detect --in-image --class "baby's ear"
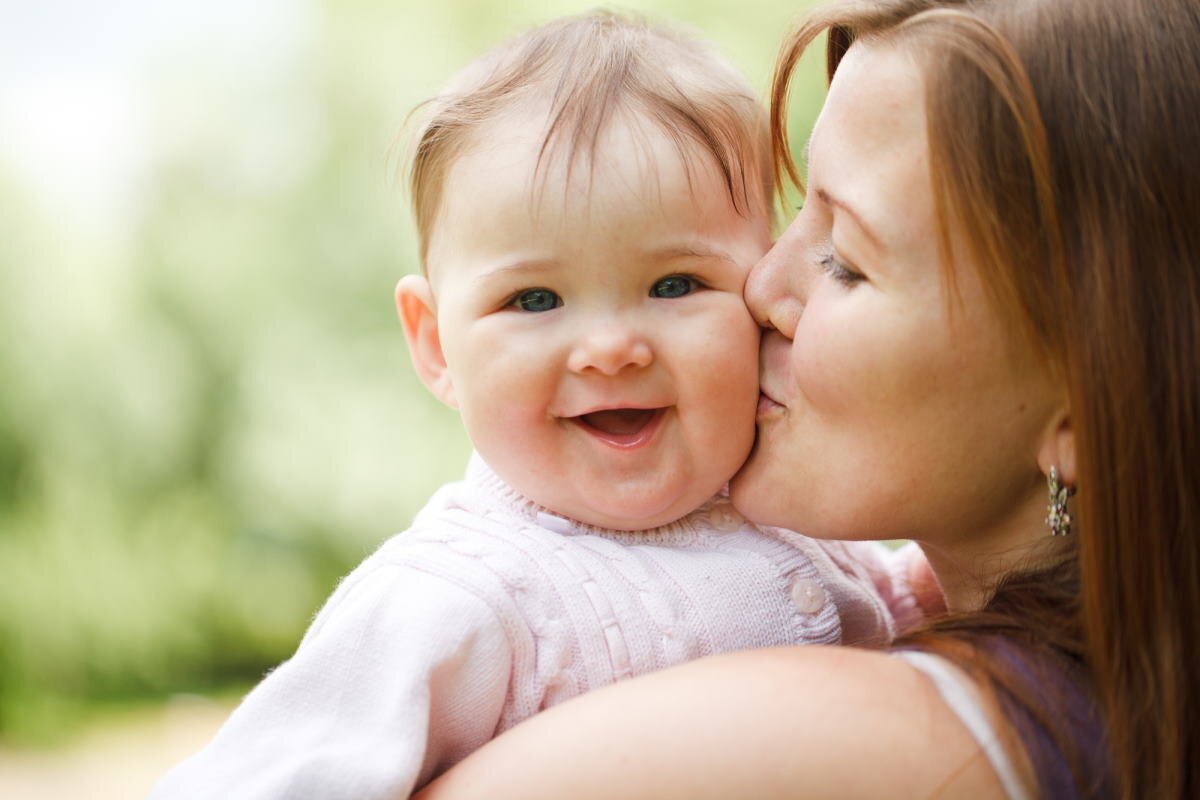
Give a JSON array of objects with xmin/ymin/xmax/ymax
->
[{"xmin": 395, "ymin": 275, "xmax": 457, "ymax": 408}]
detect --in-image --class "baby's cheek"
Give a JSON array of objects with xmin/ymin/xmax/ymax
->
[
  {"xmin": 718, "ymin": 334, "xmax": 762, "ymax": 416},
  {"xmin": 683, "ymin": 326, "xmax": 757, "ymax": 456}
]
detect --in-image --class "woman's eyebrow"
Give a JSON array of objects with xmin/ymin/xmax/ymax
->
[
  {"xmin": 814, "ymin": 187, "xmax": 883, "ymax": 250},
  {"xmin": 803, "ymin": 134, "xmax": 883, "ymax": 250}
]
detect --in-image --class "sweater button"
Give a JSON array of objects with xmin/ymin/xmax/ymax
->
[
  {"xmin": 790, "ymin": 578, "xmax": 826, "ymax": 614},
  {"xmin": 708, "ymin": 502, "xmax": 743, "ymax": 532}
]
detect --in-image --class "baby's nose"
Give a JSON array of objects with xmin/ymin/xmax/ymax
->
[{"xmin": 566, "ymin": 323, "xmax": 653, "ymax": 376}]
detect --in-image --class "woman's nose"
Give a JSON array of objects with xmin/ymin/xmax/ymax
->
[
  {"xmin": 745, "ymin": 225, "xmax": 808, "ymax": 337},
  {"xmin": 567, "ymin": 321, "xmax": 654, "ymax": 376}
]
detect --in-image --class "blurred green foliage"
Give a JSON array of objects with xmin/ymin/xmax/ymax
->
[{"xmin": 0, "ymin": 0, "xmax": 825, "ymax": 744}]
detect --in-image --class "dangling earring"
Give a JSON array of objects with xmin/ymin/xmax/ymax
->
[{"xmin": 1045, "ymin": 466, "xmax": 1076, "ymax": 537}]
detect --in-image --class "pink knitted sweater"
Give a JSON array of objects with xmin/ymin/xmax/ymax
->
[{"xmin": 150, "ymin": 455, "xmax": 921, "ymax": 799}]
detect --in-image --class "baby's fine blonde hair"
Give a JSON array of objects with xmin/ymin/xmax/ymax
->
[{"xmin": 407, "ymin": 10, "xmax": 772, "ymax": 267}]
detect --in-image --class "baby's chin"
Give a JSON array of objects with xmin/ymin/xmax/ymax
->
[
  {"xmin": 547, "ymin": 496, "xmax": 692, "ymax": 532},
  {"xmin": 529, "ymin": 480, "xmax": 725, "ymax": 532}
]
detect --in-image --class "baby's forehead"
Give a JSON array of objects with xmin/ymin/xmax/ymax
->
[
  {"xmin": 455, "ymin": 99, "xmax": 722, "ymax": 191},
  {"xmin": 429, "ymin": 117, "xmax": 767, "ymax": 271},
  {"xmin": 451, "ymin": 104, "xmax": 758, "ymax": 220},
  {"xmin": 423, "ymin": 115, "xmax": 769, "ymax": 286}
]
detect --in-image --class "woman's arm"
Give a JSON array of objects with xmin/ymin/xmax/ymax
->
[{"xmin": 418, "ymin": 645, "xmax": 1006, "ymax": 799}]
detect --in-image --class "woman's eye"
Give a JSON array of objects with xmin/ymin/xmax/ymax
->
[
  {"xmin": 650, "ymin": 275, "xmax": 698, "ymax": 299},
  {"xmin": 511, "ymin": 288, "xmax": 562, "ymax": 312},
  {"xmin": 818, "ymin": 253, "xmax": 864, "ymax": 287}
]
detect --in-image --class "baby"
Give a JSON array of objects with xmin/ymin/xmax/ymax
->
[{"xmin": 151, "ymin": 12, "xmax": 921, "ymax": 799}]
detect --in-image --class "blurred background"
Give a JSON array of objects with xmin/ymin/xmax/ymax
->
[{"xmin": 0, "ymin": 0, "xmax": 822, "ymax": 795}]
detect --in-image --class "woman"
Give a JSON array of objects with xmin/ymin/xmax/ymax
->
[{"xmin": 418, "ymin": 0, "xmax": 1199, "ymax": 797}]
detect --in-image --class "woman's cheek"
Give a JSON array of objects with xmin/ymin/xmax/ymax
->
[{"xmin": 790, "ymin": 305, "xmax": 865, "ymax": 415}]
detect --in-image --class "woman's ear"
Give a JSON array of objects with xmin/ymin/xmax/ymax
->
[
  {"xmin": 1036, "ymin": 408, "xmax": 1076, "ymax": 486},
  {"xmin": 395, "ymin": 274, "xmax": 457, "ymax": 408}
]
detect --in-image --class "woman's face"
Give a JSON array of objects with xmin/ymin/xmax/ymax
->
[{"xmin": 730, "ymin": 41, "xmax": 1062, "ymax": 548}]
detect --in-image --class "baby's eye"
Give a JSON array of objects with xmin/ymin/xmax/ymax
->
[
  {"xmin": 510, "ymin": 288, "xmax": 562, "ymax": 313},
  {"xmin": 650, "ymin": 275, "xmax": 699, "ymax": 299}
]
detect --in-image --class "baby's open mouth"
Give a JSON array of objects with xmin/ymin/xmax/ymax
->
[
  {"xmin": 579, "ymin": 408, "xmax": 657, "ymax": 435},
  {"xmin": 570, "ymin": 407, "xmax": 666, "ymax": 447}
]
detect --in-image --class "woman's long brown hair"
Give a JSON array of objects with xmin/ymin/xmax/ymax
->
[{"xmin": 772, "ymin": 1, "xmax": 1199, "ymax": 797}]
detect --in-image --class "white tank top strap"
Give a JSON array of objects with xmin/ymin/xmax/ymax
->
[{"xmin": 893, "ymin": 650, "xmax": 1031, "ymax": 800}]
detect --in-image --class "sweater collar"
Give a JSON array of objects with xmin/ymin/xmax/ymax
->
[{"xmin": 464, "ymin": 451, "xmax": 729, "ymax": 540}]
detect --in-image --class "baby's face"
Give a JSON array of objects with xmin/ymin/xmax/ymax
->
[{"xmin": 423, "ymin": 114, "xmax": 768, "ymax": 529}]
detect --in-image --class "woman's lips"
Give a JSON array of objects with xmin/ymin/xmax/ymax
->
[
  {"xmin": 756, "ymin": 391, "xmax": 786, "ymax": 418},
  {"xmin": 570, "ymin": 407, "xmax": 666, "ymax": 449}
]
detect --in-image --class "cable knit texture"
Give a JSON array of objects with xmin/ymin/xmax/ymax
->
[{"xmin": 149, "ymin": 455, "xmax": 920, "ymax": 799}]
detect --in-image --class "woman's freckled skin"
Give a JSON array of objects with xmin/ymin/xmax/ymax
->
[{"xmin": 731, "ymin": 42, "xmax": 1063, "ymax": 581}]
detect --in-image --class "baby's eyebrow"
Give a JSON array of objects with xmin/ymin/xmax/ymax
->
[
  {"xmin": 645, "ymin": 244, "xmax": 739, "ymax": 266},
  {"xmin": 473, "ymin": 258, "xmax": 558, "ymax": 285}
]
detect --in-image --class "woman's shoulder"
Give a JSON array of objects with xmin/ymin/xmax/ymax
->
[{"xmin": 419, "ymin": 645, "xmax": 1009, "ymax": 799}]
